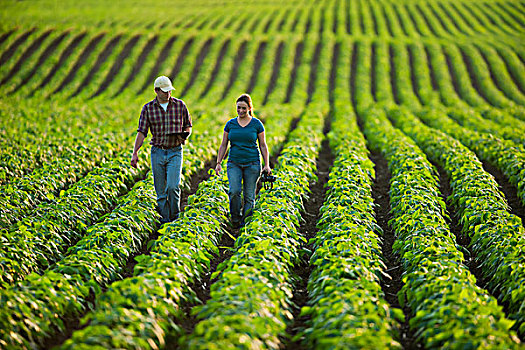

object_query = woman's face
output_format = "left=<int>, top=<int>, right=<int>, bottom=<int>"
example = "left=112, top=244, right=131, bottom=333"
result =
left=237, top=101, right=250, bottom=118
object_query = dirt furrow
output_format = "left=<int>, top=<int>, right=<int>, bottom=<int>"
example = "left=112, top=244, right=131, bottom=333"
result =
left=306, top=38, right=322, bottom=104
left=179, top=38, right=213, bottom=97
left=246, top=41, right=267, bottom=94
left=13, top=31, right=69, bottom=92
left=0, top=28, right=35, bottom=65
left=221, top=40, right=247, bottom=100
left=115, top=35, right=157, bottom=95
left=0, top=29, right=52, bottom=86
left=263, top=41, right=284, bottom=106
left=200, top=39, right=231, bottom=98
left=52, top=33, right=105, bottom=94
left=35, top=32, right=86, bottom=92
left=139, top=35, right=178, bottom=94
left=284, top=41, right=304, bottom=103
left=71, top=35, right=123, bottom=97
left=92, top=34, right=141, bottom=97
left=284, top=119, right=333, bottom=350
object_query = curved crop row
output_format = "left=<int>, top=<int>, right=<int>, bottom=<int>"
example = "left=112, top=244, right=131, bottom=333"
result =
left=447, top=107, right=525, bottom=146
left=300, top=38, right=400, bottom=347
left=0, top=150, right=148, bottom=287
left=362, top=106, right=520, bottom=348
left=58, top=174, right=229, bottom=349
left=0, top=174, right=159, bottom=349
left=388, top=106, right=525, bottom=337
left=184, top=31, right=332, bottom=348
left=0, top=132, right=127, bottom=229
left=185, top=105, right=325, bottom=349
left=418, top=107, right=525, bottom=206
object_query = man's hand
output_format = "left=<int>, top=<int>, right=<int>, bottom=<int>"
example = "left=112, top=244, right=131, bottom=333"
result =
left=131, top=153, right=139, bottom=168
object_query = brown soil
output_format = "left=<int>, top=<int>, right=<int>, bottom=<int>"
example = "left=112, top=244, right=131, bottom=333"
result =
left=423, top=45, right=439, bottom=91
left=306, top=38, right=322, bottom=104
left=283, top=117, right=334, bottom=350
left=14, top=31, right=69, bottom=93
left=42, top=161, right=214, bottom=349
left=116, top=35, right=158, bottom=95
left=92, top=34, right=141, bottom=97
left=407, top=44, right=424, bottom=105
left=382, top=6, right=395, bottom=37
left=369, top=150, right=420, bottom=350
left=53, top=33, right=106, bottom=94
left=71, top=35, right=122, bottom=97
left=180, top=38, right=213, bottom=97
left=389, top=43, right=400, bottom=104
left=169, top=37, right=195, bottom=81
left=495, top=47, right=525, bottom=95
left=1, top=29, right=52, bottom=86
left=35, top=32, right=86, bottom=92
left=246, top=41, right=267, bottom=94
left=284, top=41, right=304, bottom=103
left=220, top=40, right=247, bottom=100
left=0, top=28, right=35, bottom=65
left=139, top=35, right=178, bottom=94
left=263, top=41, right=284, bottom=106
left=481, top=160, right=525, bottom=228
left=0, top=29, right=15, bottom=47
left=200, top=39, right=231, bottom=98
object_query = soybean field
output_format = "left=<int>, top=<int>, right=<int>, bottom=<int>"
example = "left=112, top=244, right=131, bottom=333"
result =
left=0, top=0, right=524, bottom=349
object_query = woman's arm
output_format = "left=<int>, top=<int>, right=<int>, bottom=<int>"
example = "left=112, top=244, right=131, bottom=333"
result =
left=257, top=131, right=271, bottom=174
left=215, top=131, right=229, bottom=175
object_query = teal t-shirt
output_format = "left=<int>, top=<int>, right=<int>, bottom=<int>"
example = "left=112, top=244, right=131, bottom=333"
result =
left=225, top=117, right=265, bottom=164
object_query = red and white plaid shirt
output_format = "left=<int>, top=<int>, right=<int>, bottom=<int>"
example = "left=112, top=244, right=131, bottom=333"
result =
left=138, top=97, right=192, bottom=148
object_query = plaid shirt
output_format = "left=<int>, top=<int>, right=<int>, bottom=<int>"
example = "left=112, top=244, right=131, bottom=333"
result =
left=138, top=97, right=192, bottom=148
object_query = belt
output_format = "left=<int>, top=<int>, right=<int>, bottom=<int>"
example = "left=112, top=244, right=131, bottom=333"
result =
left=155, top=144, right=179, bottom=150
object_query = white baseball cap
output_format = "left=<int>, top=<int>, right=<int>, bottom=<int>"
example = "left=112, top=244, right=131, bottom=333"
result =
left=154, top=76, right=175, bottom=92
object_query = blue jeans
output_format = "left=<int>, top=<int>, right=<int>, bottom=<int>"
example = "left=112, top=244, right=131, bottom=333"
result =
left=151, top=145, right=183, bottom=223
left=227, top=161, right=261, bottom=225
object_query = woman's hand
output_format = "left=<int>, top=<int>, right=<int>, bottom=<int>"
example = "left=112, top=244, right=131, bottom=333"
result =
left=215, top=163, right=222, bottom=175
left=262, top=164, right=271, bottom=175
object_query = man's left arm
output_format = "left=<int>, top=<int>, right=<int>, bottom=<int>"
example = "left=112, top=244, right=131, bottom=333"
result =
left=182, top=102, right=192, bottom=136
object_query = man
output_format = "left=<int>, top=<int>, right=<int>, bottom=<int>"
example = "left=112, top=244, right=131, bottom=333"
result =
left=131, top=76, right=192, bottom=223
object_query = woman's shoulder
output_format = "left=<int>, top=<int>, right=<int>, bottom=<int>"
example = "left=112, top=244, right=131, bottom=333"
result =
left=252, top=117, right=264, bottom=129
left=226, top=117, right=238, bottom=124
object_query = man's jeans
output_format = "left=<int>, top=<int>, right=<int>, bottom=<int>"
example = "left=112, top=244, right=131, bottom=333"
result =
left=227, top=161, right=261, bottom=225
left=151, top=145, right=183, bottom=223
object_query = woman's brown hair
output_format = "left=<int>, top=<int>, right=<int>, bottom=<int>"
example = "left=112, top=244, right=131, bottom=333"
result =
left=236, top=93, right=254, bottom=116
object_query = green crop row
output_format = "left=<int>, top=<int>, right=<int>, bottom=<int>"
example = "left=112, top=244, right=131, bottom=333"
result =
left=185, top=106, right=325, bottom=349
left=299, top=37, right=401, bottom=347
left=0, top=132, right=127, bottom=229
left=58, top=172, right=229, bottom=349
left=184, top=31, right=332, bottom=347
left=473, top=44, right=525, bottom=106
left=388, top=106, right=525, bottom=337
left=477, top=107, right=525, bottom=142
left=53, top=96, right=299, bottom=348
left=0, top=150, right=148, bottom=287
left=362, top=106, right=520, bottom=348
left=447, top=107, right=525, bottom=146
left=418, top=107, right=525, bottom=206
left=0, top=103, right=228, bottom=347
left=0, top=173, right=159, bottom=350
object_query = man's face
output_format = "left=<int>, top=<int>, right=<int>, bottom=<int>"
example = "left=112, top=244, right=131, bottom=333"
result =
left=156, top=88, right=171, bottom=102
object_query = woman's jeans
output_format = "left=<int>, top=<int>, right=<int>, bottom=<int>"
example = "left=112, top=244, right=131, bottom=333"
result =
left=227, top=161, right=261, bottom=225
left=151, top=145, right=183, bottom=223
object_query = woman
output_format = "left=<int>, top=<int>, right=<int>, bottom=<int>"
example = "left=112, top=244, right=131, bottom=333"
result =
left=215, top=94, right=271, bottom=229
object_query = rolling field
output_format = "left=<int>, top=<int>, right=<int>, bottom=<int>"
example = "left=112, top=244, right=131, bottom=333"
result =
left=0, top=0, right=524, bottom=349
